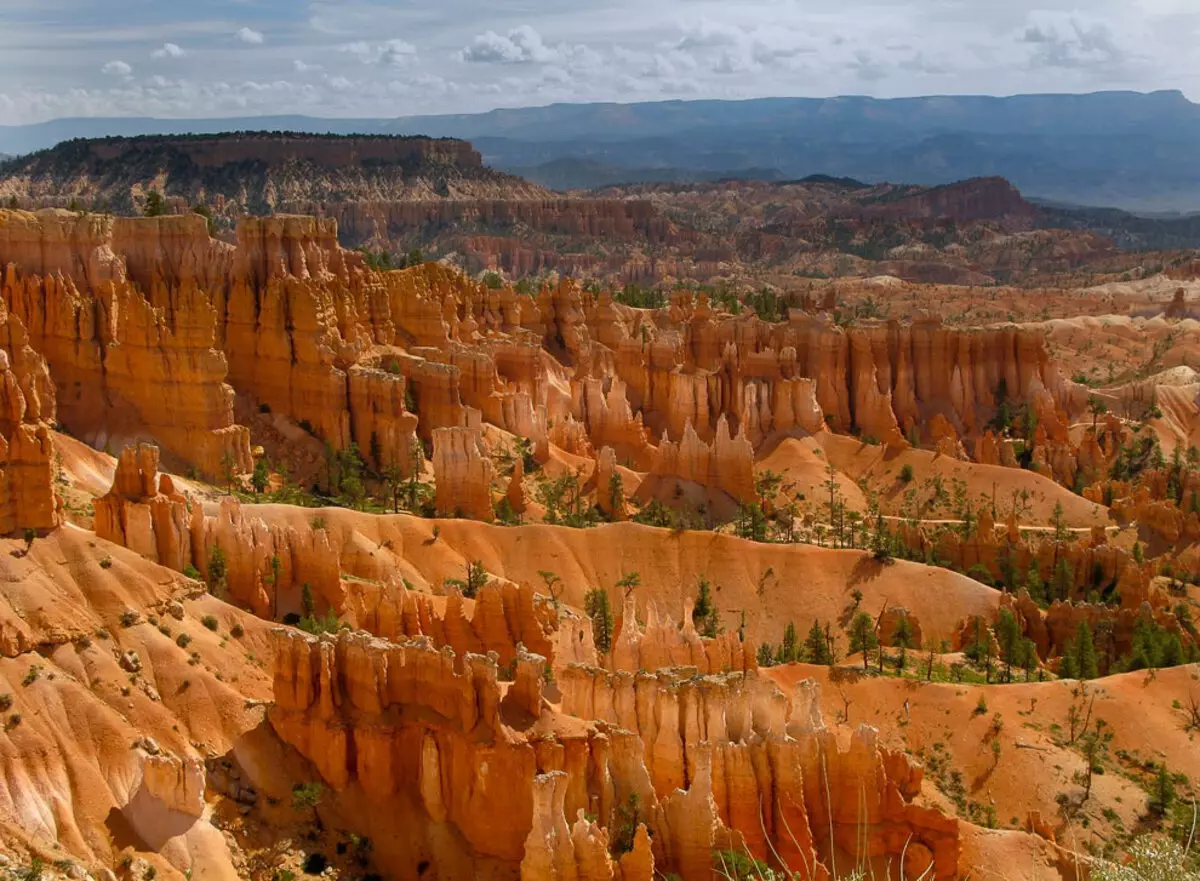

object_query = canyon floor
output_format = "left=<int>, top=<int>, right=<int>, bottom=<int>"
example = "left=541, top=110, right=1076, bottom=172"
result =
left=0, top=199, right=1197, bottom=881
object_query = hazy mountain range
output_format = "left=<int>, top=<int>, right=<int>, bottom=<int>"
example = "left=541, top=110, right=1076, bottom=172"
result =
left=4, top=91, right=1200, bottom=212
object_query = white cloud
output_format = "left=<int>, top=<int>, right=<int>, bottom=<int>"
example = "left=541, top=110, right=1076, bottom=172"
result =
left=669, top=20, right=815, bottom=76
left=1017, top=12, right=1125, bottom=69
left=340, top=39, right=416, bottom=66
left=151, top=42, right=185, bottom=59
left=4, top=0, right=1200, bottom=125
left=459, top=25, right=561, bottom=64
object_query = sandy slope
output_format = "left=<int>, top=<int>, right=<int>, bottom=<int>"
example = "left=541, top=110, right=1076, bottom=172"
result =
left=819, top=433, right=1111, bottom=528
left=766, top=662, right=1200, bottom=869
left=233, top=505, right=1003, bottom=649
left=0, top=527, right=282, bottom=876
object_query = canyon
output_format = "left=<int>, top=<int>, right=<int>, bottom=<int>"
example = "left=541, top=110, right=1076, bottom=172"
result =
left=0, top=189, right=1196, bottom=881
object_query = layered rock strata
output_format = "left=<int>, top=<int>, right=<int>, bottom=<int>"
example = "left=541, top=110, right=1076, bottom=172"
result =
left=269, top=628, right=960, bottom=881
left=0, top=209, right=251, bottom=476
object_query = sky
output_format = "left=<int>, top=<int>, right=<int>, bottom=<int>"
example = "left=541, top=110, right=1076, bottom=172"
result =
left=2, top=0, right=1199, bottom=124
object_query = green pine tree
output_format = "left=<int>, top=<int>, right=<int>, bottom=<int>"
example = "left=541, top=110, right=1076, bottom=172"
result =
left=1053, top=557, right=1075, bottom=602
left=805, top=620, right=831, bottom=664
left=849, top=612, right=877, bottom=670
left=584, top=588, right=615, bottom=655
left=692, top=576, right=720, bottom=638
left=995, top=608, right=1022, bottom=682
left=1025, top=564, right=1047, bottom=607
left=1075, top=621, right=1099, bottom=680
left=780, top=622, right=799, bottom=664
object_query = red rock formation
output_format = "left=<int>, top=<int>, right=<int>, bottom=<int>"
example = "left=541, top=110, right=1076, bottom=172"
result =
left=270, top=627, right=960, bottom=881
left=0, top=280, right=61, bottom=533
left=559, top=666, right=960, bottom=880
left=610, top=592, right=753, bottom=674
left=347, top=578, right=558, bottom=669
left=0, top=209, right=252, bottom=477
left=432, top=425, right=495, bottom=521
left=190, top=496, right=342, bottom=617
left=595, top=447, right=630, bottom=521
left=651, top=415, right=756, bottom=503
left=94, top=444, right=192, bottom=570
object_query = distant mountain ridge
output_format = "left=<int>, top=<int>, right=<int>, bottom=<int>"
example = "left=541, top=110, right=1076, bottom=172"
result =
left=3, top=91, right=1200, bottom=210
left=0, top=131, right=544, bottom=218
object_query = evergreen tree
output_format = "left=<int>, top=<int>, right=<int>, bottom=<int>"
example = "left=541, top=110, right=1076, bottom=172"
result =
left=779, top=622, right=799, bottom=664
left=1053, top=556, right=1075, bottom=602
left=1051, top=501, right=1070, bottom=543
left=692, top=576, right=720, bottom=638
left=805, top=620, right=831, bottom=664
left=892, top=615, right=914, bottom=649
left=1020, top=637, right=1038, bottom=681
left=1149, top=763, right=1176, bottom=816
left=756, top=642, right=775, bottom=667
left=584, top=588, right=615, bottom=655
left=143, top=190, right=167, bottom=217
left=849, top=612, right=877, bottom=670
left=1025, top=563, right=1047, bottom=607
left=995, top=608, right=1022, bottom=682
left=250, top=457, right=270, bottom=494
left=1074, top=621, right=1099, bottom=680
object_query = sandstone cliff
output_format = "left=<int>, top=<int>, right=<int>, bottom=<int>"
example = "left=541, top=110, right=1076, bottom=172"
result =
left=0, top=209, right=253, bottom=477
left=269, top=626, right=960, bottom=881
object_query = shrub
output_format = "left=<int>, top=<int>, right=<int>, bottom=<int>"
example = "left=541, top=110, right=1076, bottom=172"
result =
left=182, top=565, right=202, bottom=581
left=22, top=665, right=40, bottom=686
left=176, top=633, right=192, bottom=648
left=99, top=556, right=113, bottom=569
left=899, top=464, right=915, bottom=483
left=120, top=610, right=139, bottom=627
left=207, top=546, right=228, bottom=593
left=201, top=615, right=219, bottom=631
left=230, top=623, right=245, bottom=639
left=1092, top=836, right=1192, bottom=880
left=6, top=713, right=21, bottom=729
left=609, top=793, right=642, bottom=855
left=0, top=693, right=11, bottom=711
left=310, top=516, right=327, bottom=531
left=975, top=694, right=988, bottom=715
left=967, top=564, right=996, bottom=587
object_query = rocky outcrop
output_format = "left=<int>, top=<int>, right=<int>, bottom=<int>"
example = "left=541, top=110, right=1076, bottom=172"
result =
left=94, top=443, right=192, bottom=570
left=269, top=627, right=959, bottom=881
left=1, top=134, right=544, bottom=219
left=270, top=628, right=537, bottom=862
left=521, top=771, right=652, bottom=881
left=594, top=447, right=629, bottom=521
left=559, top=665, right=960, bottom=880
left=141, top=753, right=206, bottom=817
left=347, top=578, right=559, bottom=669
left=190, top=497, right=342, bottom=618
left=610, top=593, right=753, bottom=675
left=0, top=283, right=61, bottom=533
left=432, top=425, right=494, bottom=521
left=0, top=209, right=252, bottom=477
left=651, top=415, right=755, bottom=503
